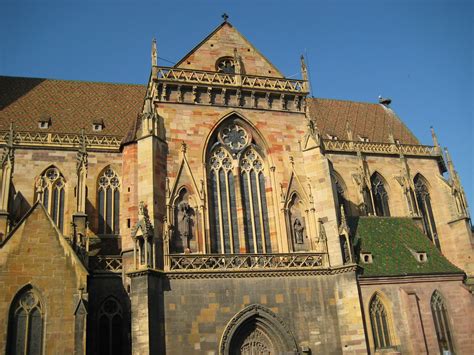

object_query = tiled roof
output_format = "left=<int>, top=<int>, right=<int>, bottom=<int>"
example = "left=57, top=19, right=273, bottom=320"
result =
left=1, top=76, right=420, bottom=145
left=350, top=217, right=463, bottom=277
left=0, top=76, right=145, bottom=136
left=308, top=98, right=419, bottom=144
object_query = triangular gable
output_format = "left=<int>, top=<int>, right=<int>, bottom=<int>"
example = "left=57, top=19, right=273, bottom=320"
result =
left=283, top=165, right=312, bottom=208
left=174, top=21, right=284, bottom=78
left=0, top=202, right=88, bottom=288
left=168, top=148, right=203, bottom=204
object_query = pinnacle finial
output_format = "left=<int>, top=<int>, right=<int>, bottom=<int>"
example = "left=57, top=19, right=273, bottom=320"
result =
left=300, top=55, right=308, bottom=82
left=181, top=141, right=187, bottom=154
left=151, top=38, right=157, bottom=67
left=222, top=13, right=229, bottom=22
left=430, top=126, right=439, bottom=147
left=345, top=120, right=353, bottom=141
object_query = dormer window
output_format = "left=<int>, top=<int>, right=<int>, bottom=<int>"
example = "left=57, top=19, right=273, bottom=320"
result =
left=327, top=134, right=338, bottom=141
left=361, top=252, right=373, bottom=264
left=216, top=57, right=235, bottom=74
left=38, top=118, right=51, bottom=129
left=92, top=119, right=104, bottom=132
left=416, top=252, right=427, bottom=263
left=359, top=136, right=370, bottom=142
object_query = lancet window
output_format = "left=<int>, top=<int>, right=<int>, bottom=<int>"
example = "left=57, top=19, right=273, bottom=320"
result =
left=39, top=166, right=65, bottom=231
left=7, top=287, right=44, bottom=355
left=371, top=173, right=390, bottom=217
left=369, top=294, right=392, bottom=350
left=98, top=167, right=120, bottom=234
left=414, top=175, right=440, bottom=249
left=431, top=291, right=454, bottom=354
left=98, top=297, right=123, bottom=355
left=208, top=120, right=271, bottom=254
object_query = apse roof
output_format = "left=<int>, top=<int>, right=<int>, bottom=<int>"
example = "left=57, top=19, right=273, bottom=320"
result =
left=0, top=75, right=421, bottom=146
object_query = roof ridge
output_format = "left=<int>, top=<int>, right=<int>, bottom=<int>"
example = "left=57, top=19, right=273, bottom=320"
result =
left=0, top=75, right=146, bottom=87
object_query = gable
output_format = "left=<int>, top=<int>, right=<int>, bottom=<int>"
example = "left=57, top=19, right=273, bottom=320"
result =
left=175, top=22, right=284, bottom=78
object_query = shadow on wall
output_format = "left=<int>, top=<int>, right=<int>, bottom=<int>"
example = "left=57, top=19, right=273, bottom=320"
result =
left=0, top=76, right=46, bottom=112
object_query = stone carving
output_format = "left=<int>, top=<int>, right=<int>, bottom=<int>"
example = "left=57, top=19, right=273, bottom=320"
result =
left=178, top=202, right=193, bottom=251
left=293, top=218, right=304, bottom=244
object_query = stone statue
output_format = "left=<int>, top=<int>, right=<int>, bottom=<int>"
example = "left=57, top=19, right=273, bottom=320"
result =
left=179, top=202, right=193, bottom=251
left=293, top=218, right=304, bottom=244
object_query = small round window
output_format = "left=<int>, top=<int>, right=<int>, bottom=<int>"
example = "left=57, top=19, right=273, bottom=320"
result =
left=216, top=57, right=235, bottom=74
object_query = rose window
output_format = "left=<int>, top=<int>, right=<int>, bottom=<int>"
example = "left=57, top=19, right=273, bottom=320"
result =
left=216, top=57, right=235, bottom=74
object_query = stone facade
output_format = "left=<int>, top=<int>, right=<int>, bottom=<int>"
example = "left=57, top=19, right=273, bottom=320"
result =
left=0, top=19, right=472, bottom=355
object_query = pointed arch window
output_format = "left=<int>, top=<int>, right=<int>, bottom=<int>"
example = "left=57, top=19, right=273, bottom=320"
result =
left=98, top=167, right=120, bottom=234
left=98, top=297, right=123, bottom=355
left=414, top=175, right=440, bottom=249
left=207, top=120, right=272, bottom=254
left=371, top=173, right=390, bottom=217
left=369, top=294, right=392, bottom=350
left=431, top=291, right=454, bottom=354
left=240, top=148, right=271, bottom=253
left=39, top=167, right=65, bottom=231
left=7, top=287, right=44, bottom=355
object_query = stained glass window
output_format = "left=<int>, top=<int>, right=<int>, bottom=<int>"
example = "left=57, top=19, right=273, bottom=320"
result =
left=371, top=173, right=390, bottom=217
left=98, top=167, right=120, bottom=234
left=415, top=175, right=440, bottom=249
left=369, top=294, right=392, bottom=350
left=38, top=167, right=66, bottom=231
left=7, top=287, right=44, bottom=355
left=431, top=291, right=455, bottom=354
left=98, top=297, right=123, bottom=355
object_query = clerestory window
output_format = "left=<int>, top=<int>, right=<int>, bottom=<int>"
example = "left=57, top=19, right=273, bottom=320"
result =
left=39, top=166, right=65, bottom=231
left=98, top=167, right=120, bottom=234
left=371, top=173, right=390, bottom=217
left=414, top=174, right=440, bottom=249
left=369, top=294, right=393, bottom=350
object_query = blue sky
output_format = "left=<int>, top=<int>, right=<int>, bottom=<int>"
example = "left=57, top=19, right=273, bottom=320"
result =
left=1, top=0, right=472, bottom=208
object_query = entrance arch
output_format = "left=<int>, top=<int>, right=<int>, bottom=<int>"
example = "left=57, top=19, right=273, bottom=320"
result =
left=220, top=304, right=299, bottom=355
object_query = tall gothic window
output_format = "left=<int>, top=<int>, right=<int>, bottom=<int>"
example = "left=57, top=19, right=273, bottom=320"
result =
left=431, top=291, right=455, bottom=354
left=208, top=120, right=271, bottom=253
left=98, top=167, right=120, bottom=234
left=369, top=294, right=392, bottom=350
left=39, top=166, right=65, bottom=231
left=98, top=297, right=123, bottom=355
left=371, top=173, right=390, bottom=217
left=7, top=287, right=44, bottom=355
left=414, top=174, right=440, bottom=249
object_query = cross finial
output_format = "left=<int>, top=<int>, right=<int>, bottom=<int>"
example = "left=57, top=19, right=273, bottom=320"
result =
left=222, top=13, right=229, bottom=22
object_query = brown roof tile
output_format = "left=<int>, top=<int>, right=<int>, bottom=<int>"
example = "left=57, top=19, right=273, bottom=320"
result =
left=307, top=98, right=419, bottom=145
left=0, top=76, right=146, bottom=136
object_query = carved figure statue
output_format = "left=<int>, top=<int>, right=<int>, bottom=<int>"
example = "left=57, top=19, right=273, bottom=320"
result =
left=178, top=202, right=193, bottom=250
left=293, top=218, right=304, bottom=244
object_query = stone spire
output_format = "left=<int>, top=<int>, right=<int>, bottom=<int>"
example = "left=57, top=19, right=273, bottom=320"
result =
left=300, top=55, right=311, bottom=94
left=151, top=38, right=158, bottom=67
left=444, top=147, right=469, bottom=217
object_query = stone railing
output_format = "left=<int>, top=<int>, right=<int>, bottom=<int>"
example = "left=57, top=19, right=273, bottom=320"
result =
left=0, top=131, right=122, bottom=151
left=322, top=139, right=441, bottom=157
left=89, top=255, right=123, bottom=273
left=166, top=252, right=327, bottom=272
left=155, top=66, right=308, bottom=94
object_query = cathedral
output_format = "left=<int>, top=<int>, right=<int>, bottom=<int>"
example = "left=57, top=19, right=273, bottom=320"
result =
left=0, top=18, right=473, bottom=355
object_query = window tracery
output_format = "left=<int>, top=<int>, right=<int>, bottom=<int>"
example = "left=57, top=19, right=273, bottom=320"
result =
left=369, top=294, right=392, bottom=350
left=7, top=287, right=44, bottom=355
left=414, top=175, right=440, bottom=249
left=431, top=291, right=454, bottom=354
left=216, top=57, right=235, bottom=74
left=98, top=167, right=120, bottom=234
left=371, top=173, right=390, bottom=217
left=39, top=166, right=65, bottom=231
left=98, top=297, right=123, bottom=355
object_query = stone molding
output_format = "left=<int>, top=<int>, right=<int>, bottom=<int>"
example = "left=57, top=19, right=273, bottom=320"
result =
left=358, top=273, right=464, bottom=285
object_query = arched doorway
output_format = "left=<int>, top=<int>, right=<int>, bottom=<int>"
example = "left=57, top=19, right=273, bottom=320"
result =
left=220, top=305, right=299, bottom=355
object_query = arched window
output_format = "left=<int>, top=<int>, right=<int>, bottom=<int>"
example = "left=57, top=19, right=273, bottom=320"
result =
left=371, top=173, right=390, bottom=217
left=208, top=120, right=271, bottom=254
left=369, top=294, right=392, bottom=350
left=7, top=286, right=44, bottom=355
left=98, top=297, right=123, bottom=355
left=98, top=167, right=120, bottom=234
left=414, top=175, right=440, bottom=249
left=431, top=291, right=455, bottom=354
left=39, top=166, right=65, bottom=231
left=240, top=148, right=271, bottom=253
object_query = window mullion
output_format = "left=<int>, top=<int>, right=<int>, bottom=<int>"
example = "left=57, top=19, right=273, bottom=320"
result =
left=216, top=170, right=225, bottom=253
left=246, top=171, right=258, bottom=253
left=24, top=310, right=30, bottom=355
left=255, top=171, right=266, bottom=253
left=111, top=188, right=115, bottom=234
left=224, top=171, right=234, bottom=253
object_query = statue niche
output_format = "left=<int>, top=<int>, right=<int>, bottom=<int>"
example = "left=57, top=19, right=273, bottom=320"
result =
left=171, top=188, right=197, bottom=253
left=287, top=193, right=310, bottom=251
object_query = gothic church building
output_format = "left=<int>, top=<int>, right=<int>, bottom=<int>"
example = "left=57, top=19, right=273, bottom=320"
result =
left=0, top=20, right=473, bottom=354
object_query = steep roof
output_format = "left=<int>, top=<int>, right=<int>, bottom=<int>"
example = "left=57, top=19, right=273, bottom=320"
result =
left=350, top=217, right=463, bottom=277
left=308, top=98, right=419, bottom=144
left=0, top=75, right=145, bottom=136
left=1, top=76, right=421, bottom=146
